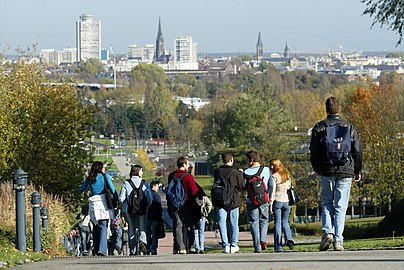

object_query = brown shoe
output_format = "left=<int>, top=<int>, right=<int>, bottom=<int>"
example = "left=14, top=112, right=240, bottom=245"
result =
left=260, top=241, right=267, bottom=251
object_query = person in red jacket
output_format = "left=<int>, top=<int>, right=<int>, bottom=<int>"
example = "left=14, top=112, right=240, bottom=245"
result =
left=168, top=156, right=199, bottom=254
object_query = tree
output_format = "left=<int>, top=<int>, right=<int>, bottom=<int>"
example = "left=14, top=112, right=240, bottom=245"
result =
left=361, top=0, right=404, bottom=45
left=0, top=62, right=95, bottom=204
left=347, top=82, right=404, bottom=211
left=80, top=58, right=105, bottom=76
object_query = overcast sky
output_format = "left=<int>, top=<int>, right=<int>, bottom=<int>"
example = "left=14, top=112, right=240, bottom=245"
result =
left=1, top=0, right=402, bottom=55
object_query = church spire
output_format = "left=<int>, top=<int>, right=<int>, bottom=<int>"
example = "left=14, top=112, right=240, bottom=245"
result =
left=284, top=41, right=290, bottom=58
left=155, top=17, right=166, bottom=63
left=256, top=32, right=263, bottom=61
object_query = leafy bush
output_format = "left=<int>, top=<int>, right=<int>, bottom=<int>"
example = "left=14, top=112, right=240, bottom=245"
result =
left=378, top=198, right=404, bottom=237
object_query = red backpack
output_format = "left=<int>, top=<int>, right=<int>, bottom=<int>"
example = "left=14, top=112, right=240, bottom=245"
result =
left=244, top=166, right=269, bottom=206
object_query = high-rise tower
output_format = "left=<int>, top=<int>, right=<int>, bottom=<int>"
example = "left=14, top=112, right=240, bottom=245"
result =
left=76, top=14, right=101, bottom=62
left=155, top=17, right=166, bottom=63
left=256, top=32, right=263, bottom=61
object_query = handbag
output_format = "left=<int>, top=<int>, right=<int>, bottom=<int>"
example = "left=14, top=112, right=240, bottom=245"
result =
left=287, top=185, right=300, bottom=206
left=156, top=221, right=166, bottom=239
left=104, top=174, right=118, bottom=209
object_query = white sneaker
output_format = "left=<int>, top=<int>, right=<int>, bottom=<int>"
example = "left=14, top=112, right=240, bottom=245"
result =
left=230, top=246, right=239, bottom=254
left=222, top=246, right=230, bottom=253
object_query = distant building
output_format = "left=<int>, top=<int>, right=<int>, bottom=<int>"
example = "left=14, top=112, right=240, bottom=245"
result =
left=284, top=42, right=290, bottom=58
left=40, top=48, right=77, bottom=66
left=101, top=48, right=109, bottom=62
left=173, top=35, right=198, bottom=70
left=155, top=17, right=167, bottom=63
left=256, top=32, right=263, bottom=61
left=128, top=44, right=155, bottom=62
left=76, top=14, right=101, bottom=62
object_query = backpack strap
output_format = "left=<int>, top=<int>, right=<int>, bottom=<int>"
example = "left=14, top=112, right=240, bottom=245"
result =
left=220, top=169, right=235, bottom=180
left=243, top=166, right=264, bottom=180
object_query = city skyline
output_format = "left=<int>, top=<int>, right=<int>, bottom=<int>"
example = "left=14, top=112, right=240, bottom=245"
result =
left=0, top=0, right=403, bottom=55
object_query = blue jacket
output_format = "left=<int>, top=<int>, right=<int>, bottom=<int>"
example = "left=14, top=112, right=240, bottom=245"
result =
left=79, top=173, right=118, bottom=200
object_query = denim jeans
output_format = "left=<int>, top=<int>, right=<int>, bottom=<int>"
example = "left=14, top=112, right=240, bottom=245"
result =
left=321, top=175, right=352, bottom=243
left=247, top=203, right=269, bottom=252
left=126, top=213, right=147, bottom=255
left=110, top=226, right=122, bottom=254
left=92, top=219, right=108, bottom=255
left=217, top=207, right=240, bottom=248
left=273, top=201, right=293, bottom=251
left=146, top=219, right=160, bottom=253
left=79, top=225, right=91, bottom=254
left=194, top=217, right=206, bottom=251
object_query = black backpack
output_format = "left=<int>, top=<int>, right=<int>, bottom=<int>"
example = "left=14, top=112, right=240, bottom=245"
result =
left=211, top=170, right=234, bottom=207
left=322, top=119, right=352, bottom=166
left=127, top=180, right=148, bottom=216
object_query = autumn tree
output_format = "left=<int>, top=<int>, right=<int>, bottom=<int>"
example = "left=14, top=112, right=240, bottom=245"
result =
left=347, top=82, right=404, bottom=212
left=0, top=62, right=95, bottom=203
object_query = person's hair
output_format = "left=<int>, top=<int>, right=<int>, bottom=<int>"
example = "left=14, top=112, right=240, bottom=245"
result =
left=130, top=164, right=143, bottom=177
left=150, top=181, right=159, bottom=189
left=269, top=158, right=289, bottom=183
left=88, top=161, right=104, bottom=183
left=246, top=150, right=260, bottom=163
left=222, top=153, right=233, bottom=163
left=177, top=156, right=188, bottom=168
left=326, top=96, right=340, bottom=115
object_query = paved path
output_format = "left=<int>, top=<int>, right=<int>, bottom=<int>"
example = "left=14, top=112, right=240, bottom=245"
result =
left=11, top=250, right=404, bottom=270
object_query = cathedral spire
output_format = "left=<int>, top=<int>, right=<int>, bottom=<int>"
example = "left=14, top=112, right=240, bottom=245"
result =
left=284, top=41, right=290, bottom=58
left=256, top=32, right=263, bottom=61
left=155, top=17, right=166, bottom=63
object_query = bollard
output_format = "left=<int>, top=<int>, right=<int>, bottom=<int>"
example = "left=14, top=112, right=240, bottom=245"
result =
left=40, top=206, right=49, bottom=230
left=12, top=168, right=28, bottom=252
left=31, top=192, right=41, bottom=252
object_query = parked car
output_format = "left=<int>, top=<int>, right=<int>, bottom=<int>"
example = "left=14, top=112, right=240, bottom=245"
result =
left=107, top=170, right=121, bottom=178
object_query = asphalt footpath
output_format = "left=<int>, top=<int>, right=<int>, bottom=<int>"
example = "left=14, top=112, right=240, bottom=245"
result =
left=10, top=249, right=404, bottom=270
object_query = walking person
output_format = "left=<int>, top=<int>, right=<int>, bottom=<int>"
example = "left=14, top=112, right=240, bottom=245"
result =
left=212, top=153, right=245, bottom=253
left=119, top=164, right=152, bottom=255
left=310, top=96, right=362, bottom=251
left=243, top=150, right=272, bottom=253
left=269, top=158, right=295, bottom=252
left=194, top=192, right=213, bottom=254
left=110, top=208, right=123, bottom=255
left=77, top=204, right=92, bottom=256
left=167, top=156, right=199, bottom=254
left=79, top=161, right=118, bottom=256
left=146, top=180, right=163, bottom=255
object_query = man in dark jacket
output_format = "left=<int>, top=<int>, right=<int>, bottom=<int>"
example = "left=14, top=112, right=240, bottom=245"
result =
left=168, top=156, right=199, bottom=254
left=213, top=153, right=245, bottom=253
left=310, top=96, right=362, bottom=252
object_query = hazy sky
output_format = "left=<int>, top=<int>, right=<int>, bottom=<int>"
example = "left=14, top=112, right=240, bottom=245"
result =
left=1, top=0, right=402, bottom=55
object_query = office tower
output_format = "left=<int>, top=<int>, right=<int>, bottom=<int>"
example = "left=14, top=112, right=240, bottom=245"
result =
left=76, top=14, right=101, bottom=62
left=256, top=32, right=263, bottom=61
left=155, top=17, right=166, bottom=63
left=174, top=35, right=198, bottom=70
left=284, top=42, right=290, bottom=58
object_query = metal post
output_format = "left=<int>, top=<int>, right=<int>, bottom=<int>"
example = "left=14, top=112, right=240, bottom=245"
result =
left=12, top=168, right=28, bottom=252
left=31, top=192, right=41, bottom=252
left=40, top=206, right=49, bottom=230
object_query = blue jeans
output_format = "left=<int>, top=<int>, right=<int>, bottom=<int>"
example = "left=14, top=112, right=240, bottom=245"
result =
left=321, top=175, right=352, bottom=243
left=126, top=213, right=147, bottom=255
left=79, top=225, right=91, bottom=254
left=111, top=226, right=122, bottom=253
left=247, top=203, right=269, bottom=252
left=93, top=219, right=108, bottom=255
left=194, top=217, right=206, bottom=251
left=146, top=219, right=160, bottom=253
left=273, top=201, right=293, bottom=251
left=216, top=207, right=240, bottom=248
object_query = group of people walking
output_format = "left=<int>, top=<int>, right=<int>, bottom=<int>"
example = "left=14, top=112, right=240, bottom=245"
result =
left=79, top=163, right=164, bottom=256
left=77, top=96, right=362, bottom=255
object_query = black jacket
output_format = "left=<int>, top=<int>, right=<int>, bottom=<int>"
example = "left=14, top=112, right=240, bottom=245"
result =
left=309, top=114, right=362, bottom=176
left=213, top=165, right=245, bottom=208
